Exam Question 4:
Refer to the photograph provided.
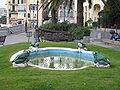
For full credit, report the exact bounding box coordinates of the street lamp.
[29,5,32,28]
[36,0,39,28]
[35,0,40,42]
[63,6,66,22]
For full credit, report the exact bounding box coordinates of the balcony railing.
[18,10,26,12]
[9,9,18,12]
[9,12,18,14]
[9,18,17,20]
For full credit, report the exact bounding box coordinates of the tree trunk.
[51,8,58,23]
[77,0,83,26]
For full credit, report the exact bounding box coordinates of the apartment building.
[6,0,42,27]
[0,8,7,18]
[58,0,104,24]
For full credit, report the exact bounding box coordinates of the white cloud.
[0,0,7,8]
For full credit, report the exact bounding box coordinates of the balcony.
[18,10,26,12]
[9,18,17,21]
[9,11,18,14]
[9,9,17,11]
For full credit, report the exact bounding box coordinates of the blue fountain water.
[27,49,95,70]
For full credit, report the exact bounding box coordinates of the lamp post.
[63,6,66,22]
[29,5,32,28]
[36,0,39,28]
[35,0,40,42]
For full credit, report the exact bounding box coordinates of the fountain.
[10,42,110,70]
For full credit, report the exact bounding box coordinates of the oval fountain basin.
[28,47,95,70]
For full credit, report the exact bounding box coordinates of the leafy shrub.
[92,22,98,27]
[68,27,90,39]
[83,27,91,36]
[40,23,90,40]
[40,22,77,31]
[68,27,84,39]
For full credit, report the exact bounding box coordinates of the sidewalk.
[90,41,120,51]
[4,29,35,46]
[4,33,33,45]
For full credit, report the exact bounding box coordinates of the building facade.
[0,8,7,18]
[6,0,42,27]
[58,0,104,24]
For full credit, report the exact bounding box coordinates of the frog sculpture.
[10,41,39,67]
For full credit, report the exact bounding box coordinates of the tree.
[98,0,120,28]
[77,0,83,26]
[40,0,100,26]
[40,0,67,23]
[0,16,7,24]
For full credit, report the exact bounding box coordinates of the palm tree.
[40,0,74,23]
[77,0,83,26]
[40,0,68,23]
[40,0,107,26]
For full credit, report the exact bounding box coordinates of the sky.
[0,0,7,8]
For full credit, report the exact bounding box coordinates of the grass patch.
[0,42,120,90]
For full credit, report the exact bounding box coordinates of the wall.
[90,28,120,40]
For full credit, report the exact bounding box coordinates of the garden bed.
[41,29,74,41]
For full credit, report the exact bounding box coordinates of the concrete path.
[4,33,34,45]
[0,29,35,46]
[90,41,120,51]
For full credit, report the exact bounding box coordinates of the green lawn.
[0,42,120,90]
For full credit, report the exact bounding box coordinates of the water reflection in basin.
[28,56,94,70]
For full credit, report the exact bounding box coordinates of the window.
[33,6,36,10]
[30,0,37,3]
[18,0,19,4]
[85,12,87,22]
[72,2,74,5]
[70,11,73,17]
[60,6,62,9]
[65,11,69,17]
[29,5,37,11]
[18,5,26,10]
[85,6,87,12]
[24,13,26,17]
[28,13,30,18]
[60,11,63,17]
[18,0,24,4]
[9,14,11,18]
[18,13,23,18]
[21,0,23,4]
[12,0,15,4]
[12,6,15,11]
